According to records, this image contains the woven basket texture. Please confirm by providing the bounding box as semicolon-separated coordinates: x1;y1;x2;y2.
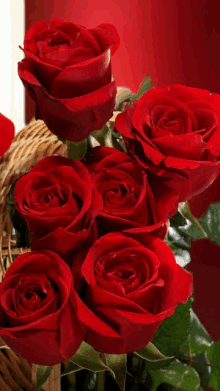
0;119;67;390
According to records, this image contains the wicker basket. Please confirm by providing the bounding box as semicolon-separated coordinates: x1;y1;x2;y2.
0;119;67;391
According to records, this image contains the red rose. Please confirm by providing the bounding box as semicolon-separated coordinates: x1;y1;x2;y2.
0;251;85;365
87;146;178;238
76;232;192;353
18;19;119;142
14;156;102;263
115;85;220;201
0;113;14;156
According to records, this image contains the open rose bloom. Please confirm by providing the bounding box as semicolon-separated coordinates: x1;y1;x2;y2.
0;251;85;365
18;19;119;142
77;232;192;354
115;85;220;201
1;17;219;391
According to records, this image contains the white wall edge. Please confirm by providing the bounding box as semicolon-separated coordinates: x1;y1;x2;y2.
0;1;25;134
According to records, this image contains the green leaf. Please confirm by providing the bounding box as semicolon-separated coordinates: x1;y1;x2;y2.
190;352;211;388
114;87;136;110
70;341;110;373
69;342;129;391
135;342;173;362
178;222;206;243
198;203;220;245
167;226;191;250
54;360;82;381
92;125;112;147
167;212;192;267
169;210;187;227
111;133;127;152
35;365;53;391
149;359;201;391
207;340;220;391
134;76;153;100
105;354;127;391
167;202;210;254
151;297;193;357
170;244;191;268
179;309;212;358
178;202;220;247
170;211;186;227
168;197;220;273
67;138;87;160
148;374;161;391
179;202;208;238
86;372;98;390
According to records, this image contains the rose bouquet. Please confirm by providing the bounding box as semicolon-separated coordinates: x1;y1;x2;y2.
0;18;220;391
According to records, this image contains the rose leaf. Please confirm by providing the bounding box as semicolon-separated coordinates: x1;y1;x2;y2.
166;225;192;267
92;124;112;147
179;309;213;358
169;210;187;227
111;133;127;152
133;76;153;101
149;359;201;391
105;353;127;391
114;87;136;111
135;342;173;363
207;340;220;391
53;360;82;381
67;139;88;160
167;242;191;268
69;341;112;373
35;365;54;391
179;201;208;239
70;342;128;390
178;201;220;247
151;297;193;357
198;203;220;246
186;351;211;389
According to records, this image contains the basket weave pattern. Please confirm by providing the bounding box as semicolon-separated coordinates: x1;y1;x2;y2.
0;119;67;390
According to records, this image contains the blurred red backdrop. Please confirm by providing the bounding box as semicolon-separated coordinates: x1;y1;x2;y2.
25;0;220;341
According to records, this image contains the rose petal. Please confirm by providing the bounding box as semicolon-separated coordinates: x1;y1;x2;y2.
89;24;120;55
0;113;15;156
153;134;206;160
50;49;111;98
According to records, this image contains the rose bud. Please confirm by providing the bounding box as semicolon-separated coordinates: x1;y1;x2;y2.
18;19;120;142
14;156;102;264
115;84;220;201
86;146;179;238
75;232;193;354
0;251;85;365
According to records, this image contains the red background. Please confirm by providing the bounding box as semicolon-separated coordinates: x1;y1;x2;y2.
25;0;220;341
25;0;220;122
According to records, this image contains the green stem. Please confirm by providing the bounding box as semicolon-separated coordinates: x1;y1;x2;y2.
96;371;105;391
179;201;208;238
178;356;220;369
67;139;87;160
96;353;106;391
